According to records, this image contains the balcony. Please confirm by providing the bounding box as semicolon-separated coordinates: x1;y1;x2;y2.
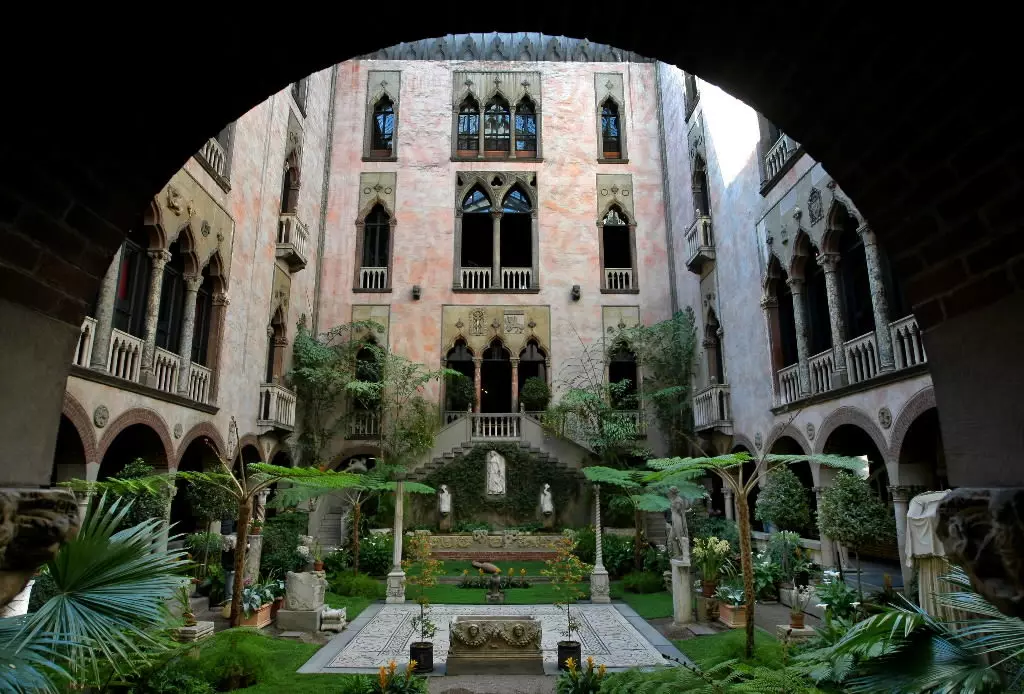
457;267;536;291
348;411;380;439
459;267;491;289
188;363;213;405
501;267;532;290
107;329;144;384
603;268;634;291
73;316;97;368
258;383;296;431
199;137;227;178
153;347;180;395
694;383;732;433
359;267;388;290
684;215;715;274
276;213;309;271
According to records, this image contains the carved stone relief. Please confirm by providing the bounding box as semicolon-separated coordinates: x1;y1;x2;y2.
93;405;109;428
602;306;640;337
156;171;234;282
442;305;550;357
596;174;635;222
358;172;397;218
352;305;391;344
453;71;541;111
455;171;537;211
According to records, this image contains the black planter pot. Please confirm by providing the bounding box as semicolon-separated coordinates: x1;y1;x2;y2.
795;571;810;588
410;642;433;673
557;641;582;671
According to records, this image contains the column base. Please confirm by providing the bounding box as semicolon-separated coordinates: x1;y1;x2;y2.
385;570;406;604
830;368;849;389
590;567;611;603
670;558;693;625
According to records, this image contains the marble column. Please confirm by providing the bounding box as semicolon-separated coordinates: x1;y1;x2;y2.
671;555;694;625
590;484;611;603
530;211;539;288
817;251;849;387
813;486;837;569
90;245;123;371
859;224;895;372
176;273;204;395
510;358;520;412
787;277;812;396
141;249;171;386
491;210;502;289
723;489;735;521
760;296;784;404
74;490;94;524
386;473;406;604
472;357;482;414
889;485;913;590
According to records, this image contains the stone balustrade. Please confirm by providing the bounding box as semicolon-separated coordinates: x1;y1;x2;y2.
73;316;96;367
258;382;296;430
764;133;798;180
188;363;212;404
694;383;731;431
460;267;491;289
349;410;380;438
471;413;521;439
778;363;801;405
153;347;179;394
808;348;836;395
107;329;144;383
684;215;715;273
891;314;927;369
276;213;309;271
359;266;388;290
200;137;226;178
444;410;469;425
845;330;880;384
501;267;532;290
604;267;633;290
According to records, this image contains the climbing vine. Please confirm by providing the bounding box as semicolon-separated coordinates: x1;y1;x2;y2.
419;443;579;525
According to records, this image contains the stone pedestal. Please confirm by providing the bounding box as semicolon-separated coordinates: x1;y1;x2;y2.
670;558;693;625
439;514;451;532
386;570;406;604
172;621;214;643
277;605;324;632
590;567;611;604
285;570;327;611
542;513;555;530
776;624;816;641
321;607;347;632
446;616;544;675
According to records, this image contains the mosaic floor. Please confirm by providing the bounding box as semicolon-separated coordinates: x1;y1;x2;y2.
318;604;669;671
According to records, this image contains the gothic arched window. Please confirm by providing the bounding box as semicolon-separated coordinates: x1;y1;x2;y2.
457;97;480;152
371;96;395;153
484;96;511;153
514;98;537;154
600;99;621;158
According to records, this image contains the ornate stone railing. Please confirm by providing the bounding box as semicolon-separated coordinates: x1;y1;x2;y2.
764;133;798;180
604;268;633;290
501;267;532;290
444;410;469;425
188;363;212;404
778;363;801;405
844;330;879;385
107;329;143;383
694;384;731;431
153;347;180;394
471;413;521;439
277;213;309;271
258;383;296;430
199;137;226;178
73;316;96;367
460;267;491;289
890;315;927;369
359;267;388;290
348;411;380;438
808;348;836;395
684;216;715;272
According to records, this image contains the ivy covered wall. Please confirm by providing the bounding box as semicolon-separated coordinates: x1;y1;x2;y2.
412;443;589;530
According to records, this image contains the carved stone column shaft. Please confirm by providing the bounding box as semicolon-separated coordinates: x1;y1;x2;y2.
817;252;849;387
491;210;502;287
590;484;611;603
176;273;203;394
90;245;123;371
473;357;482;414
859;225;895;372
788;278;812;396
141;249;171;385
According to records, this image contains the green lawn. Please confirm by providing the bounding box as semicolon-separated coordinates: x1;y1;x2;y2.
674;627;785;669
324;592;373;620
417;582;590;604
610;582;673;619
406;559;550;577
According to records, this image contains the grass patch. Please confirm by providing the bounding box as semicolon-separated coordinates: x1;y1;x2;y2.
418;583;589;604
324;592;373;620
674;627;784;669
610;582;673;619
406;559;550;577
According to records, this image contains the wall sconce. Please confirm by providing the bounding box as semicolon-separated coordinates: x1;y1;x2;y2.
412;285;421;300
571;285;581;301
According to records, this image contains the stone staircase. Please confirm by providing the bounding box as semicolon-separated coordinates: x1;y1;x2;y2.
408;438;583;483
311;491;353;549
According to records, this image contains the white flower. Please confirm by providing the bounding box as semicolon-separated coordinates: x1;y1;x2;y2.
851;602;861;607
815;603;828;608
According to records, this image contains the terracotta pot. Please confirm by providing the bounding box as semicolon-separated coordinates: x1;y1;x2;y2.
271;596;284;618
183;612;197;627
718;602;747;629
410;642;433;673
314;561;325;571
557;641;582;671
238;603;273;629
790;612;805;629
702;580;718;598
250;526;262;536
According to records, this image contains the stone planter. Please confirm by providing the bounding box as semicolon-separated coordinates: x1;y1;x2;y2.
239;603;272;629
410;641;433;673
719;602;747;629
271;596;284;619
701;580;718;598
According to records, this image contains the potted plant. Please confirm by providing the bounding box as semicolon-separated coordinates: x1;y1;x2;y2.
557;655;608;694
176;583;197;627
238;578;274;628
693;536;732;597
542;535;592;671
789;585;814;629
312;540;325;571
249;519;264;536
519;376;551;412
268;576;286;618
714;585;747;628
402;533;443;673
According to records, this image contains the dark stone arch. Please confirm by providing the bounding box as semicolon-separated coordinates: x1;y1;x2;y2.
61;392;97;464
176;421;226;467
889;387;937;462
97;408;174;471
813;406;889;463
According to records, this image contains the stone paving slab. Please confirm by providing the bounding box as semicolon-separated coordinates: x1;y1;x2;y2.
300;602;689;676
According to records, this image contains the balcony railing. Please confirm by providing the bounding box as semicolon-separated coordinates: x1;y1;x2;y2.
349;411;380;438
501;267;532;290
153;347;180;395
444;410;470;425
199;138;227;178
808;348;836;395
764;133;798;181
891;315;927;369
684;216;715;273
73;316;97;368
604;268;633;291
778;363;801;405
460;267;491;289
189;363;212;404
258;383;296;430
694;384;731;431
276;213;309;271
359;267;388;290
108;329;143;384
845;331;879;385
471;413;521;439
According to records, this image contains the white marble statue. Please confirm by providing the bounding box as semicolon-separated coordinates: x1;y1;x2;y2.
540;484;554;515
666;486;691;561
439;485;452;514
486;450;506;495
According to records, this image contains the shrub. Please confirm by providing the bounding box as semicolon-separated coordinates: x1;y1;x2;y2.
113;459;169;529
452;520;492;533
132;660;214;694
519;376;551;411
359;532;395;577
602;535;634;579
260;512;309;578
642;545;670;575
331;570;385;599
196;631;269;691
571;527;596;565
27;569;58;613
324;548;352;575
446;374;475;411
755;467;812;534
622;571;665;594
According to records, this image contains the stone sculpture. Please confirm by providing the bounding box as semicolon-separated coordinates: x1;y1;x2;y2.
447;616;544;675
666;486;691;561
439;485;452;514
320;607;347;632
540;484;554;515
486;450;506;495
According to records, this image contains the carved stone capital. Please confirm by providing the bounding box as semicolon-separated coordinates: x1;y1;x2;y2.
937;487;1024;618
786;277;805;292
816;251;841;273
183;273;204;293
213;292;230;307
760;296;778;310
147;249;172;268
0;489;81;610
888;485;913;503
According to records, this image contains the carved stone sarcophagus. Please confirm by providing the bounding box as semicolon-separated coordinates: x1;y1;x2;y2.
446;616;544;675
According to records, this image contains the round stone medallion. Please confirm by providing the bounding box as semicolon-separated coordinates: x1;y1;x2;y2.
806;422;816;441
878;407;893;429
174;423;183;439
93;405;109;428
754;431;763;450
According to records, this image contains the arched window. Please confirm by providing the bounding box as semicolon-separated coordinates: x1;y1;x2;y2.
191;268;215;366
500;186;533;288
156;241;187;353
514;98;537;154
459;185;493;287
371;96;395;153
692;155;711;217
462;186;492;214
518;340;547;393
600;100;621;158
836;209;875;338
600;205;635;291
457;97;480;153
705;310;725;385
113;227;151;338
265;310;286;384
480;339;512;413
280;148;300;214
445;339;475;415
484;96;511;153
362;205;390;269
608;343;639;410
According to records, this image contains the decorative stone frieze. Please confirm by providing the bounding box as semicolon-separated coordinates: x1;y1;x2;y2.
157;170;234;281
596;173;634;222
352;304;392;344
441;305;549;358
602;305;640;337
361;33;652;63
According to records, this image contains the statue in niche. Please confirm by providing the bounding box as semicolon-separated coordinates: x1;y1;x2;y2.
486;450;506;495
666;486;691;562
540;484;554;515
438;484;452;532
